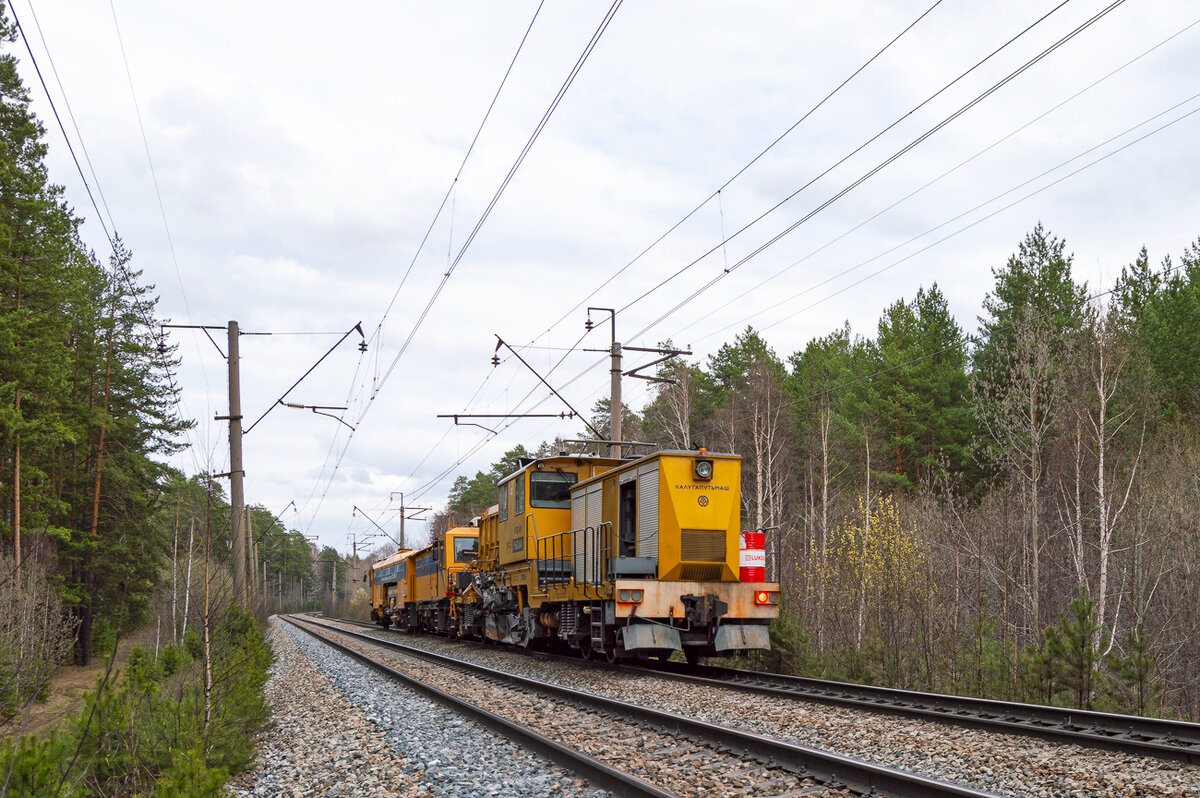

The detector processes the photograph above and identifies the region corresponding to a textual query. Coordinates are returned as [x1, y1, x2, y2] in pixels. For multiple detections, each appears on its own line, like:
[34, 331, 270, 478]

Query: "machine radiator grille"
[679, 564, 724, 581]
[681, 529, 726, 562]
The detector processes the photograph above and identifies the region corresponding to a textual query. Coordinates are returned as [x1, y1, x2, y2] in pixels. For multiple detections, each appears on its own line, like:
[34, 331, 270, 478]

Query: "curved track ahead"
[293, 615, 998, 798]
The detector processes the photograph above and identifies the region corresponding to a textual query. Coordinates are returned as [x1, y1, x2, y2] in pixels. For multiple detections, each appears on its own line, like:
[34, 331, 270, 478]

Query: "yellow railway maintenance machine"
[368, 548, 413, 629]
[368, 526, 479, 634]
[457, 449, 781, 663]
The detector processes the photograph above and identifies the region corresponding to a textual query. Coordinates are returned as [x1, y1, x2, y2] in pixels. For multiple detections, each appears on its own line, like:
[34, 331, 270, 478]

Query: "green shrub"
[58, 608, 274, 795]
[152, 745, 229, 798]
[0, 732, 81, 797]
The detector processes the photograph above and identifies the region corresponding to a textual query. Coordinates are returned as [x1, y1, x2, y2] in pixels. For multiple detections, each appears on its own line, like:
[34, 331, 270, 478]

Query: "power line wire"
[7, 1, 207, 479]
[527, 0, 948, 347]
[614, 0, 1080, 332]
[629, 0, 1129, 340]
[299, 1, 625, 536]
[671, 13, 1200, 346]
[106, 0, 195, 324]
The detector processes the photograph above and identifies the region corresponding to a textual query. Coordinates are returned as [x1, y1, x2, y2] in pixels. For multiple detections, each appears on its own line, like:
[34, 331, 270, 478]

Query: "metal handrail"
[533, 521, 614, 595]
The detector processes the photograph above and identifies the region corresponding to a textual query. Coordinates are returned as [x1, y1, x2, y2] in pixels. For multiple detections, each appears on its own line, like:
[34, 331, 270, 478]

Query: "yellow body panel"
[657, 454, 740, 582]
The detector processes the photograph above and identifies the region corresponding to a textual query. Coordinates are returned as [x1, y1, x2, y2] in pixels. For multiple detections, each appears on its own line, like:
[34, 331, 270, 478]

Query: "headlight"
[631, 590, 644, 602]
[694, 459, 713, 480]
[618, 589, 631, 601]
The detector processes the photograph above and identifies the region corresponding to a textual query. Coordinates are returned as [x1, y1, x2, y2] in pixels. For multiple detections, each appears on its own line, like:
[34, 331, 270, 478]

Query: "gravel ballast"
[229, 618, 608, 798]
[315, 618, 1200, 798]
[292, 619, 844, 797]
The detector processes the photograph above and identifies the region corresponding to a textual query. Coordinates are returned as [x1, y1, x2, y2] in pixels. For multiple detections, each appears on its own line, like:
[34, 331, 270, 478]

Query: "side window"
[515, 474, 525, 515]
[499, 481, 509, 521]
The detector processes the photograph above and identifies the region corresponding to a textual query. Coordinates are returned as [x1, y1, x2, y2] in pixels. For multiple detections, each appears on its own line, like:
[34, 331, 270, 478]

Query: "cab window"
[453, 537, 478, 564]
[499, 481, 509, 521]
[530, 471, 577, 509]
[515, 475, 525, 514]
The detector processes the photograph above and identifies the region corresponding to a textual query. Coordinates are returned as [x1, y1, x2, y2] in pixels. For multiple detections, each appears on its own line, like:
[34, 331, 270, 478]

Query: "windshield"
[529, 470, 577, 509]
[453, 536, 478, 564]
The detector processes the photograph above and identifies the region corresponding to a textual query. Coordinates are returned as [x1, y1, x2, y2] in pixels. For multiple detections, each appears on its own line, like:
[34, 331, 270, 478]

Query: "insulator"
[491, 355, 500, 367]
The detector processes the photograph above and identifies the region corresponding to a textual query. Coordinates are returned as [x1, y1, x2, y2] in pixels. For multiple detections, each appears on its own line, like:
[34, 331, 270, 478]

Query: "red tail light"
[754, 590, 781, 606]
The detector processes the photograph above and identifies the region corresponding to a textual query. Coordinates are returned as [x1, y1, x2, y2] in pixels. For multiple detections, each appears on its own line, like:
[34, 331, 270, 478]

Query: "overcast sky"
[12, 0, 1199, 555]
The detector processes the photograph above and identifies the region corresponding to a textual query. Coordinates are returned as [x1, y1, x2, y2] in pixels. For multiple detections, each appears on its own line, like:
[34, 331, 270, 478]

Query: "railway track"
[331, 614, 1200, 765]
[287, 615, 998, 798]
[627, 660, 1200, 765]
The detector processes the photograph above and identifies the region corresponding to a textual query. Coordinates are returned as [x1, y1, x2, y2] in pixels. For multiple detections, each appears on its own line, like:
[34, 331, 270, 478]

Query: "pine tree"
[867, 284, 972, 492]
[1106, 622, 1159, 716]
[1059, 591, 1107, 709]
[0, 4, 86, 570]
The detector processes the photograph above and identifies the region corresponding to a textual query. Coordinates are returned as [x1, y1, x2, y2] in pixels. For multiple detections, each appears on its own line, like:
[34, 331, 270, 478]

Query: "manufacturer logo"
[697, 495, 709, 507]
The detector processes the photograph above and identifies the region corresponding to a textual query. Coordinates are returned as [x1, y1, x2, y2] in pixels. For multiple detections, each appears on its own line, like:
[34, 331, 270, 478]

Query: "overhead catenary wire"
[526, 0, 949, 348]
[666, 12, 1200, 346]
[369, 0, 548, 346]
[628, 0, 1131, 341]
[316, 0, 1180, 544]
[294, 0, 552, 531]
[609, 0, 1081, 337]
[309, 0, 963, 530]
[461, 0, 1112, 442]
[689, 89, 1200, 346]
[298, 2, 625, 536]
[371, 0, 624, 396]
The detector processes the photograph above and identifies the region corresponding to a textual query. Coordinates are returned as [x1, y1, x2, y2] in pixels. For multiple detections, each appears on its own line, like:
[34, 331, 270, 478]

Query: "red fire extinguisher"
[739, 531, 766, 582]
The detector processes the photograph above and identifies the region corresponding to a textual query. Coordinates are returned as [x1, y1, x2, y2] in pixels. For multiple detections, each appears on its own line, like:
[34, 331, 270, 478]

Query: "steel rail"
[280, 615, 672, 798]
[293, 615, 998, 798]
[335, 614, 1200, 764]
[631, 660, 1200, 765]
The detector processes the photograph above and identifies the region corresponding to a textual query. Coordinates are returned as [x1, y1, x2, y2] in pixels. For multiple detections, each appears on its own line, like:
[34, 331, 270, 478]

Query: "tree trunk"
[182, 519, 194, 642]
[80, 308, 116, 666]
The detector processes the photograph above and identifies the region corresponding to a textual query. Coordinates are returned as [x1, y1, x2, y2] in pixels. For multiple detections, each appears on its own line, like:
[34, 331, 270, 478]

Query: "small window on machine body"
[530, 470, 577, 508]
[515, 474, 525, 515]
[499, 481, 509, 521]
